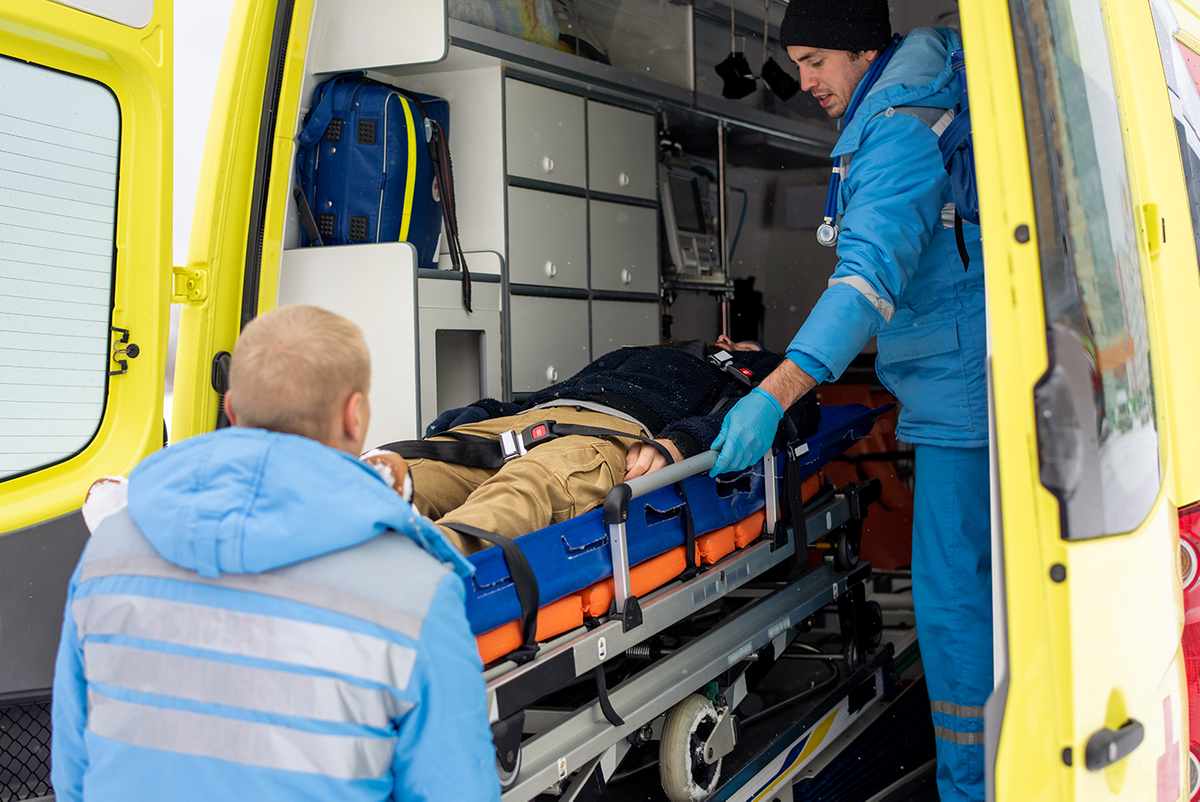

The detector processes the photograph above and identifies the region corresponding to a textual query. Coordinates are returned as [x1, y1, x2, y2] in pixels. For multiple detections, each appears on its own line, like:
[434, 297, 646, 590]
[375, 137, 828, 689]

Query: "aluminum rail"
[501, 560, 871, 800]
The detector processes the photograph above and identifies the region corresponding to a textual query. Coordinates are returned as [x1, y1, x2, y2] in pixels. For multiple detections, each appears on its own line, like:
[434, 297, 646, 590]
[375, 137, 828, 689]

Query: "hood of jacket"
[127, 426, 473, 578]
[832, 27, 963, 158]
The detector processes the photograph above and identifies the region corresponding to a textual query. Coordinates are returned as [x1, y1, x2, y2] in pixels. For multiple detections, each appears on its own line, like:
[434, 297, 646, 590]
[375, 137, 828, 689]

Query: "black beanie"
[779, 0, 892, 52]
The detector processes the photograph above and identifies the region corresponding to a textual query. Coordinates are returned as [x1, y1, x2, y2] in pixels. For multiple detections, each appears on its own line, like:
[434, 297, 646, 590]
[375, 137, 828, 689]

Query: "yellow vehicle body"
[3, 0, 1200, 799]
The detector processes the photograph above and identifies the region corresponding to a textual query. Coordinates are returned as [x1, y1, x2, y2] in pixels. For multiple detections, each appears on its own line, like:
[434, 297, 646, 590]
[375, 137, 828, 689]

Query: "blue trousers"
[912, 444, 993, 802]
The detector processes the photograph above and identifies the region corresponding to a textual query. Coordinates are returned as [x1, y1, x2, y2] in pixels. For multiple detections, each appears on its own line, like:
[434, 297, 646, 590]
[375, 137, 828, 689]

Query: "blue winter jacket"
[51, 427, 501, 802]
[787, 28, 988, 447]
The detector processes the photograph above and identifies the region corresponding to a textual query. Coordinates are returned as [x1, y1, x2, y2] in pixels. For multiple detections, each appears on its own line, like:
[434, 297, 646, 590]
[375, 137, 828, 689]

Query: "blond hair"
[228, 305, 369, 441]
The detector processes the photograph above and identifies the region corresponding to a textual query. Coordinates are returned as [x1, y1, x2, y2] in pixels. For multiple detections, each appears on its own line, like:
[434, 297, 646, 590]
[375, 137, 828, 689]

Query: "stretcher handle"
[620, 450, 717, 500]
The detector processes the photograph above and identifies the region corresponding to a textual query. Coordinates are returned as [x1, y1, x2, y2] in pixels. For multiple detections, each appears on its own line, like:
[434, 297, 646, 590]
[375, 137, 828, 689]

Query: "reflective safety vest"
[52, 506, 499, 802]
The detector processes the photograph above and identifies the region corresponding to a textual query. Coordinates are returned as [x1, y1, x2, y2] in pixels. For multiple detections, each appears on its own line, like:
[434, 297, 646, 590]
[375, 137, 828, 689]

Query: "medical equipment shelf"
[386, 19, 840, 158]
[500, 559, 872, 799]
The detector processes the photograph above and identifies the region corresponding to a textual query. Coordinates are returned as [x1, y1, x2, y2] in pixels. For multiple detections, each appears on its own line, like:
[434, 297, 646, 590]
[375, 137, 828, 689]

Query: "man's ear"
[864, 48, 881, 63]
[342, 391, 367, 444]
[223, 391, 239, 426]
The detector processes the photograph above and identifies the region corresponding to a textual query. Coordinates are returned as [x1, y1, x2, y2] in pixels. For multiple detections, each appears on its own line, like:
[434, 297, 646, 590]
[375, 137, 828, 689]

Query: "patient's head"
[225, 305, 371, 455]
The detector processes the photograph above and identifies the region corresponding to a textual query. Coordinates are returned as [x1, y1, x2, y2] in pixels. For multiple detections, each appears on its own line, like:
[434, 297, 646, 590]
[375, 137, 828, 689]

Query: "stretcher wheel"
[833, 528, 859, 571]
[496, 746, 521, 790]
[660, 694, 722, 802]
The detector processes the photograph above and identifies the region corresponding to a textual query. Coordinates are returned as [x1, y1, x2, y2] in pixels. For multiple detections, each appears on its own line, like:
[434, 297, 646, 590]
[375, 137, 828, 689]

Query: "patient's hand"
[624, 439, 683, 480]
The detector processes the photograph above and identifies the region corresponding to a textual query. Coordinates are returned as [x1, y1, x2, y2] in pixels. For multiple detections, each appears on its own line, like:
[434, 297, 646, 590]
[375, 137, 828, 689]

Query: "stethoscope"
[817, 35, 903, 248]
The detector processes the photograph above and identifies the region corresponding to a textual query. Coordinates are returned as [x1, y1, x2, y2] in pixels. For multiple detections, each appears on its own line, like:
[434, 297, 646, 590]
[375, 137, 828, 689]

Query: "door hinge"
[109, 326, 140, 376]
[171, 264, 208, 303]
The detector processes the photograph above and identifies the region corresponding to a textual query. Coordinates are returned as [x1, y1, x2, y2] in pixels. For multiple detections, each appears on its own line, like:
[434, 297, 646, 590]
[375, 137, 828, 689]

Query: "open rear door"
[0, 0, 172, 703]
[964, 0, 1190, 798]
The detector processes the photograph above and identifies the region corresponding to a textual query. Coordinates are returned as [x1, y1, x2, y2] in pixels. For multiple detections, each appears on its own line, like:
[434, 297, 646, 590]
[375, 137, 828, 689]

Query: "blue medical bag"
[295, 73, 469, 296]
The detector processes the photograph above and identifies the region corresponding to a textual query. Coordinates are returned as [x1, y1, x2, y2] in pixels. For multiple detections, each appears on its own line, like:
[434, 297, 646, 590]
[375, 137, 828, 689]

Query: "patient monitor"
[659, 154, 725, 284]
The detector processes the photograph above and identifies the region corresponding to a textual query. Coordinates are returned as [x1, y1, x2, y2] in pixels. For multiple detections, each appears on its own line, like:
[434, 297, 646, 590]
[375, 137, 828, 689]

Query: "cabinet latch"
[171, 264, 208, 303]
[110, 326, 140, 376]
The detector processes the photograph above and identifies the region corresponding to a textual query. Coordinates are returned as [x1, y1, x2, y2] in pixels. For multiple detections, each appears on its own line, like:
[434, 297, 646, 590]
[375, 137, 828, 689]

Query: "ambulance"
[3, 0, 1200, 799]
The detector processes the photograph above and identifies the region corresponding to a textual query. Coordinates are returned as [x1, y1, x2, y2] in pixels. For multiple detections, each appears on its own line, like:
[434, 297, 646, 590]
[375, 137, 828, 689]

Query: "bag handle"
[297, 72, 361, 147]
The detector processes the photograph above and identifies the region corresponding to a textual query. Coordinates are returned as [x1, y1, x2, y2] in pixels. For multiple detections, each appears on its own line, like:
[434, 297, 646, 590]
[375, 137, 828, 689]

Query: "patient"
[379, 336, 819, 554]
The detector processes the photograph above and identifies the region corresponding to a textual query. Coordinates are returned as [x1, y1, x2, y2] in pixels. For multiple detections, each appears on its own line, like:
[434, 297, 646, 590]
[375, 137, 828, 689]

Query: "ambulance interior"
[258, 1, 966, 799]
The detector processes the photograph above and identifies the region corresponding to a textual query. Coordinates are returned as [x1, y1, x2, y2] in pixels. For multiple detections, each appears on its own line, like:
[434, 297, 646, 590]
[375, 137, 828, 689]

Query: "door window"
[1150, 0, 1200, 270]
[1011, 0, 1161, 540]
[0, 56, 120, 481]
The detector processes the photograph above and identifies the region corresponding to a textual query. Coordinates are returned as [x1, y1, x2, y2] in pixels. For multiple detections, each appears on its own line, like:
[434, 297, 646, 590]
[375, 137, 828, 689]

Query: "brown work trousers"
[407, 407, 647, 554]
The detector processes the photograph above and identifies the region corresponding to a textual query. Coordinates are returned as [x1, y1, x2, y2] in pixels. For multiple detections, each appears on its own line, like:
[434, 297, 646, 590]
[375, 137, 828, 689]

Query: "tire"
[833, 528, 859, 570]
[497, 745, 521, 790]
[660, 694, 722, 802]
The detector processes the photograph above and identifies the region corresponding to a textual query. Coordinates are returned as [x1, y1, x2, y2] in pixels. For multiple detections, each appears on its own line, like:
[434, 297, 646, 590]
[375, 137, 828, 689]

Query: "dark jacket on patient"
[427, 342, 820, 459]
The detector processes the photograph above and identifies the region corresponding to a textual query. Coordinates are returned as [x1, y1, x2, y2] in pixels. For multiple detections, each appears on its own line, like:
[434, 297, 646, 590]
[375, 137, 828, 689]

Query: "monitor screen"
[668, 172, 707, 234]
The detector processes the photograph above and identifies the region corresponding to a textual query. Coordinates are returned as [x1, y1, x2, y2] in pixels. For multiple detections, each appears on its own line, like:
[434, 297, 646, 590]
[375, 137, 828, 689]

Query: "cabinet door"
[510, 296, 590, 393]
[506, 79, 586, 188]
[507, 187, 587, 288]
[587, 100, 657, 200]
[590, 201, 658, 294]
[592, 300, 660, 358]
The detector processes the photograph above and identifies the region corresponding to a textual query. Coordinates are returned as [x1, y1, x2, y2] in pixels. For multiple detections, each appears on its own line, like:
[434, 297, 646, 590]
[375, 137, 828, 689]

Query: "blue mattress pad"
[464, 403, 889, 635]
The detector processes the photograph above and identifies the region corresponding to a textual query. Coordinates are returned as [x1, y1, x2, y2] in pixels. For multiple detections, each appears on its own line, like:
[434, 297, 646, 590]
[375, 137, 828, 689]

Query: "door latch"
[109, 326, 140, 376]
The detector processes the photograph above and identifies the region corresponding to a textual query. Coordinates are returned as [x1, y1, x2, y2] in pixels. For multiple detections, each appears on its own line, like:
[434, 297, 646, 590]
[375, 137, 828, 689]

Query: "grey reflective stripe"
[73, 593, 416, 691]
[828, 275, 895, 323]
[84, 642, 409, 728]
[931, 700, 986, 719]
[81, 555, 422, 640]
[934, 725, 986, 746]
[942, 202, 957, 229]
[87, 690, 396, 780]
[890, 105, 955, 136]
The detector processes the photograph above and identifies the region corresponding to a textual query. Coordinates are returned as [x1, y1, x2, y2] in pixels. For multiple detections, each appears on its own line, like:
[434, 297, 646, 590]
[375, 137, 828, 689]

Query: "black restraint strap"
[443, 522, 541, 664]
[381, 432, 508, 469]
[955, 209, 970, 271]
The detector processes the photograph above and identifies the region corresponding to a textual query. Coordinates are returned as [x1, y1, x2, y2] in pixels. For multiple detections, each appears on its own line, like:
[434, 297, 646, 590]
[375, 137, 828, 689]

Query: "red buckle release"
[531, 424, 548, 440]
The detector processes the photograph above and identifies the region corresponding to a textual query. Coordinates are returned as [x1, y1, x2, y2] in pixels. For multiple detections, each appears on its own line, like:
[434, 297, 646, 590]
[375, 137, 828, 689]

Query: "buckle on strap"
[500, 420, 559, 460]
[499, 429, 528, 460]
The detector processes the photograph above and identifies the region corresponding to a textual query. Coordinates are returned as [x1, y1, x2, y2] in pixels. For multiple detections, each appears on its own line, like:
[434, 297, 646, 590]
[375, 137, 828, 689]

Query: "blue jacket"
[787, 28, 988, 447]
[51, 427, 501, 802]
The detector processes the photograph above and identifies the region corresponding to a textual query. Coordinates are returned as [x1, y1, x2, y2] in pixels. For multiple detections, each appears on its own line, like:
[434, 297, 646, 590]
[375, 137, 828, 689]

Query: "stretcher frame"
[485, 448, 883, 800]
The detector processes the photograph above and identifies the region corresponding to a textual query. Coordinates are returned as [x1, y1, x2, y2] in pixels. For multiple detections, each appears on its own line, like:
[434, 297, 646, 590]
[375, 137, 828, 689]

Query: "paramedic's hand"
[625, 439, 683, 480]
[709, 388, 784, 477]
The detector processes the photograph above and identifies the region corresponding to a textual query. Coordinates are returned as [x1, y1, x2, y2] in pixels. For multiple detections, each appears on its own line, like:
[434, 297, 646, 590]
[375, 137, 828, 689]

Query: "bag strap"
[443, 522, 541, 664]
[297, 73, 358, 147]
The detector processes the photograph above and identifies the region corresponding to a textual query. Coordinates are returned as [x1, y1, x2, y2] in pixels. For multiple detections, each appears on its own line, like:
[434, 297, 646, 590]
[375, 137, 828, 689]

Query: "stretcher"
[472, 404, 893, 801]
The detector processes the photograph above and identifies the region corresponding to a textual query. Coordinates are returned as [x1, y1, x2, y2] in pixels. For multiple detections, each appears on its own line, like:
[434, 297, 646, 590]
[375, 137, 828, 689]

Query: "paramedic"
[395, 337, 819, 554]
[50, 305, 500, 802]
[709, 2, 991, 800]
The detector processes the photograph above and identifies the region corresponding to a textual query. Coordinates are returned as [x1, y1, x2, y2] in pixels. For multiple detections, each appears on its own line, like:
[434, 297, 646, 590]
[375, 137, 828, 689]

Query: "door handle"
[1084, 718, 1144, 771]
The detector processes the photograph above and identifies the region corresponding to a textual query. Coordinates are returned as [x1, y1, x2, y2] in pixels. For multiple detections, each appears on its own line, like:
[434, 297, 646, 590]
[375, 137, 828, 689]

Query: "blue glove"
[709, 387, 784, 477]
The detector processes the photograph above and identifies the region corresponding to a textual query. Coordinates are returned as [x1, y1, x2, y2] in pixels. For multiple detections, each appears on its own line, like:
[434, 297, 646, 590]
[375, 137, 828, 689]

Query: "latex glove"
[708, 387, 784, 477]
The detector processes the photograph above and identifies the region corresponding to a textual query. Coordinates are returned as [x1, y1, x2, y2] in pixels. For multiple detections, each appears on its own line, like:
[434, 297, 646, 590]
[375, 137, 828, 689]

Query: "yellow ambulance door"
[0, 0, 172, 697]
[169, 0, 316, 441]
[964, 0, 1186, 798]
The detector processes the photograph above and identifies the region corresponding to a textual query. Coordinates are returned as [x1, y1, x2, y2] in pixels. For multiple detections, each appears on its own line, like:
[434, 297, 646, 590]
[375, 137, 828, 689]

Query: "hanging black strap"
[292, 186, 324, 246]
[955, 208, 970, 271]
[593, 666, 625, 727]
[443, 522, 541, 664]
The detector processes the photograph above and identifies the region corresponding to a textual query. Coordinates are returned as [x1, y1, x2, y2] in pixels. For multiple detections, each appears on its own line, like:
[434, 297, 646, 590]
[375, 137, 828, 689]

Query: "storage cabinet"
[507, 187, 587, 289]
[510, 296, 590, 393]
[592, 300, 660, 357]
[587, 100, 658, 201]
[589, 201, 658, 294]
[505, 79, 586, 188]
